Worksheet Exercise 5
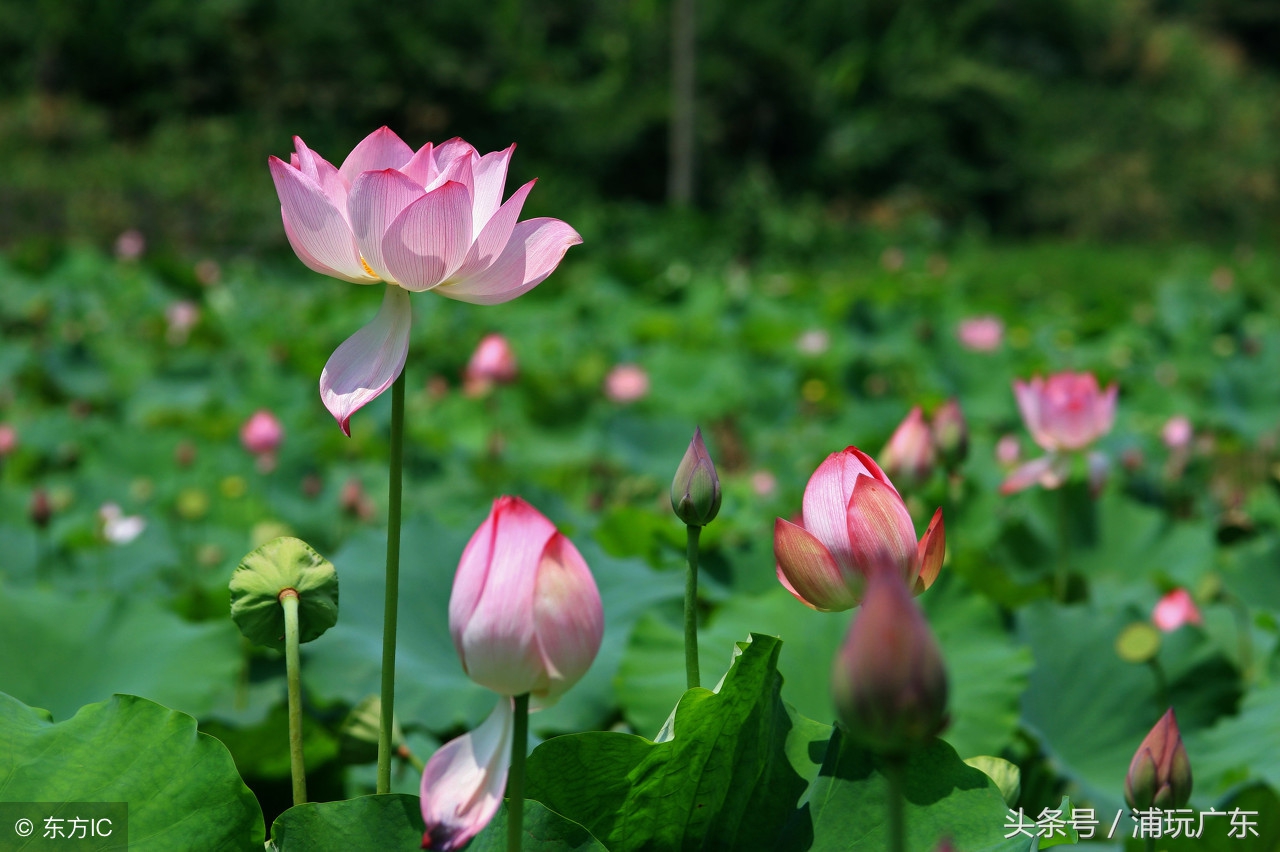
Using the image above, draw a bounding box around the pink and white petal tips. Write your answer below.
[846,476,920,584]
[319,286,413,436]
[799,448,884,572]
[434,218,583,305]
[1153,588,1202,632]
[338,126,415,184]
[999,455,1068,495]
[531,532,604,707]
[469,145,517,237]
[914,508,946,594]
[774,518,859,612]
[270,157,376,283]
[420,696,514,852]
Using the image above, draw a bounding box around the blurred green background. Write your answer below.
[2,0,1280,258]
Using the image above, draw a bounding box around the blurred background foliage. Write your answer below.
[1,0,1279,257]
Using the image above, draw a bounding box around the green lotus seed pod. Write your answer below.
[229,536,338,649]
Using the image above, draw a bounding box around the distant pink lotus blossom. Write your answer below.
[1152,588,1202,632]
[115,229,146,261]
[604,364,649,403]
[796,329,830,355]
[1161,416,1193,450]
[463,333,517,396]
[995,434,1021,466]
[269,128,580,434]
[240,410,284,457]
[165,300,200,345]
[0,423,16,457]
[956,316,1004,352]
[880,406,935,487]
[99,503,146,544]
[1002,371,1117,495]
[751,470,778,498]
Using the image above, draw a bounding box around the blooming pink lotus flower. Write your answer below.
[956,316,1003,352]
[1152,588,1202,632]
[269,128,581,434]
[240,410,284,456]
[879,406,935,487]
[1001,372,1117,495]
[604,363,649,403]
[420,697,513,851]
[774,447,945,612]
[450,496,603,706]
[463,333,517,396]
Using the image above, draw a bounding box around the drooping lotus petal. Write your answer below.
[435,218,583,305]
[338,126,414,184]
[420,697,513,852]
[319,286,413,435]
[269,157,375,283]
[774,518,858,612]
[347,169,427,281]
[381,181,474,291]
[999,455,1066,495]
[914,508,946,594]
[846,477,919,581]
[532,532,604,707]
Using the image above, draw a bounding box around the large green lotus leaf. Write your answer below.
[1116,784,1280,851]
[470,800,609,851]
[781,728,1037,852]
[1019,601,1241,815]
[0,691,263,851]
[1186,680,1280,802]
[616,578,1029,757]
[269,795,422,851]
[525,634,825,851]
[304,517,683,735]
[0,583,241,721]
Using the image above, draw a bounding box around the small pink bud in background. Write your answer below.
[30,488,52,529]
[463,334,518,397]
[1125,708,1192,811]
[450,496,603,706]
[751,470,777,498]
[114,229,146,261]
[340,477,376,521]
[0,423,17,457]
[174,440,197,468]
[165,300,201,345]
[194,258,222,286]
[1162,416,1193,451]
[831,568,949,755]
[604,364,649,403]
[880,406,935,487]
[420,697,513,851]
[956,316,1004,352]
[995,434,1021,466]
[241,410,284,456]
[99,502,146,544]
[1152,588,1202,632]
[931,399,968,469]
[796,329,830,355]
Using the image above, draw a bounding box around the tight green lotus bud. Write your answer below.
[671,427,722,526]
[832,567,948,755]
[1125,708,1192,811]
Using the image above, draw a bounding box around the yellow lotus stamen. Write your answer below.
[360,256,379,279]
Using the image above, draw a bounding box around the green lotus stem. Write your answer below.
[1055,485,1070,602]
[684,524,701,689]
[280,589,307,805]
[507,693,530,852]
[885,756,906,852]
[1146,657,1169,710]
[376,371,406,794]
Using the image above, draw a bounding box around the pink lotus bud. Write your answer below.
[99,502,146,544]
[1152,588,1202,632]
[165,300,200,345]
[463,333,517,396]
[995,434,1021,466]
[0,423,17,457]
[1125,708,1192,811]
[931,398,968,468]
[240,410,284,456]
[114,229,146,261]
[420,697,512,851]
[604,363,649,403]
[831,567,949,755]
[450,496,603,705]
[174,440,197,468]
[774,447,945,612]
[956,316,1003,352]
[1013,372,1117,452]
[880,407,935,487]
[1161,416,1193,451]
[671,427,721,526]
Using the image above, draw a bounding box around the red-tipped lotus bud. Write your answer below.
[463,333,518,397]
[671,427,722,526]
[931,398,968,468]
[831,567,948,755]
[880,406,935,487]
[1125,708,1192,811]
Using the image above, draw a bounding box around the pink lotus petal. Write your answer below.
[420,697,513,852]
[1152,588,1202,632]
[470,145,516,238]
[400,141,438,187]
[381,180,473,291]
[999,455,1065,495]
[347,169,427,281]
[799,449,883,572]
[319,286,413,435]
[433,137,480,174]
[773,518,858,612]
[915,508,946,593]
[451,179,536,282]
[532,531,604,707]
[1013,378,1049,450]
[846,476,918,580]
[435,218,582,305]
[338,126,414,184]
[270,156,375,282]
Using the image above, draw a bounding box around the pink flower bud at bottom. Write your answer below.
[1125,708,1192,811]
